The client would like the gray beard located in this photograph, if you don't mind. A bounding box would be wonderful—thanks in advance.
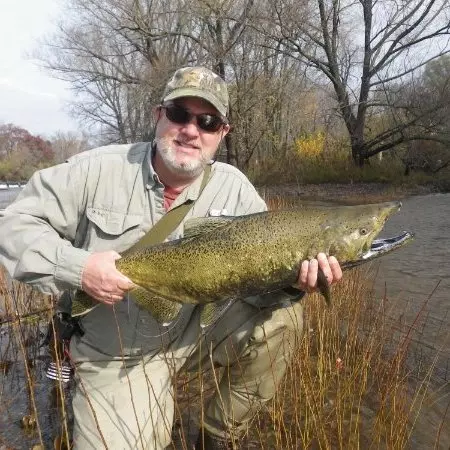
[155,138,207,178]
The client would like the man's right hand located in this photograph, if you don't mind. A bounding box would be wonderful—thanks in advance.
[81,251,135,305]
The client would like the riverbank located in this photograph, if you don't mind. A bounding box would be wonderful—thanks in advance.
[259,181,439,204]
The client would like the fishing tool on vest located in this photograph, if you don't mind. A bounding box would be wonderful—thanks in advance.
[42,312,84,382]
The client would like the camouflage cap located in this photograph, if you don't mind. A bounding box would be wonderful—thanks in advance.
[162,66,229,117]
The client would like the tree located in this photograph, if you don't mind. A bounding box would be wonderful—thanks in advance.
[39,0,194,143]
[264,0,450,165]
[397,54,450,174]
[0,124,55,180]
[50,131,90,163]
[0,124,30,158]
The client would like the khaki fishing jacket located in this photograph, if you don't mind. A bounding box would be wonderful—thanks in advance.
[0,142,302,358]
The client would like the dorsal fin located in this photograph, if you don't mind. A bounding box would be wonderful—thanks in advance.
[183,216,234,238]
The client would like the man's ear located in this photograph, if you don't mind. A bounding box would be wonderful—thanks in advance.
[221,123,231,138]
[153,106,163,121]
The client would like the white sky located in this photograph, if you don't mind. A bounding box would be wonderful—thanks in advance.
[0,0,79,137]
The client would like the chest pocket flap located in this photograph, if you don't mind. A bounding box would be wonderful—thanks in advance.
[87,207,142,235]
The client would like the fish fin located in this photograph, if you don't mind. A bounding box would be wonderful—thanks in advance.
[71,291,99,317]
[317,268,331,306]
[199,299,235,329]
[184,216,234,238]
[130,286,182,326]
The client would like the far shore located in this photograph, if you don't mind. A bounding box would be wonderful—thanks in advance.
[259,182,440,204]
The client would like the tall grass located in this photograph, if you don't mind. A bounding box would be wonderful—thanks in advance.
[171,267,447,449]
[263,270,443,449]
[0,252,448,448]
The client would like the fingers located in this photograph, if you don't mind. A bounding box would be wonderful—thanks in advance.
[81,251,134,305]
[299,258,318,292]
[328,255,343,283]
[97,276,133,305]
[117,277,135,291]
[317,253,332,283]
[297,253,343,292]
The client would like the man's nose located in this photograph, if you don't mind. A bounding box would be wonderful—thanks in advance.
[180,119,200,136]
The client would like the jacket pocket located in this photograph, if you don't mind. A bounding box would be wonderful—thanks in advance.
[86,207,142,236]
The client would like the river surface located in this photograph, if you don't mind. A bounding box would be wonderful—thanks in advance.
[0,187,22,209]
[374,194,449,376]
[0,188,449,447]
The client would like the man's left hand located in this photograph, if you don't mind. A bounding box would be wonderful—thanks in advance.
[297,253,342,292]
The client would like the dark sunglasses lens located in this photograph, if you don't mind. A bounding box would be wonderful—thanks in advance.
[164,105,224,132]
[165,106,190,124]
[197,114,223,132]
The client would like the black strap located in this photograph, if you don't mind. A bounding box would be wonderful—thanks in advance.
[125,164,211,254]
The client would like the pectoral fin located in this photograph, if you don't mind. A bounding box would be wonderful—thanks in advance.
[199,300,234,328]
[317,268,331,306]
[130,286,182,326]
[71,291,99,317]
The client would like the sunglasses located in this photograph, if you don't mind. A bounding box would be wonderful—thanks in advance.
[161,103,227,133]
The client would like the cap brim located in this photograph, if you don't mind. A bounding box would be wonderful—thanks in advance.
[163,87,227,117]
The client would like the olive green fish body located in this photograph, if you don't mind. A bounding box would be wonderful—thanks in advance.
[117,202,399,302]
[118,212,304,304]
[73,201,412,326]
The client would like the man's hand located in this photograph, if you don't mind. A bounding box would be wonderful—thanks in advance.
[81,251,135,305]
[297,253,342,292]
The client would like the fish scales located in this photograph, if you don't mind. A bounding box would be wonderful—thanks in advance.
[117,213,300,304]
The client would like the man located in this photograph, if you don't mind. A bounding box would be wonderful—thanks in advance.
[0,66,342,449]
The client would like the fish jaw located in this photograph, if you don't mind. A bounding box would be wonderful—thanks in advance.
[343,231,414,269]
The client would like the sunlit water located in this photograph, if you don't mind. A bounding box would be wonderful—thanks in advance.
[0,189,449,447]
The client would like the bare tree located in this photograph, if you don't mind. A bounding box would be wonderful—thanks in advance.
[178,0,318,168]
[50,131,91,163]
[37,0,343,169]
[38,0,194,143]
[164,0,259,164]
[262,0,450,165]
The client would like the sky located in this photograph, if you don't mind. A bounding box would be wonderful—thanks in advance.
[0,0,80,137]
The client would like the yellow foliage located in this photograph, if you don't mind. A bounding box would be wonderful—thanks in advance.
[294,131,325,159]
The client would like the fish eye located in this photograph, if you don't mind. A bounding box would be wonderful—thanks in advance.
[360,228,368,235]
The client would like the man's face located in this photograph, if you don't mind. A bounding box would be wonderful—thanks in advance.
[154,97,229,179]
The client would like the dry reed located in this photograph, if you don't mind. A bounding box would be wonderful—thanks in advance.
[0,229,448,449]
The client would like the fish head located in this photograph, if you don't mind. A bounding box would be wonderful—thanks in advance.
[326,201,403,261]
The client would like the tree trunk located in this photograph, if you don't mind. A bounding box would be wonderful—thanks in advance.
[351,135,366,167]
[215,60,236,166]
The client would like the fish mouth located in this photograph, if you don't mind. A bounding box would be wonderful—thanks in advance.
[343,231,414,269]
[363,232,413,259]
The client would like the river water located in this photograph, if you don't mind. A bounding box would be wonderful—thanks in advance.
[0,187,22,209]
[375,194,450,378]
[0,188,449,447]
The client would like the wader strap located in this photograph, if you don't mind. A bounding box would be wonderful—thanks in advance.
[124,164,212,254]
